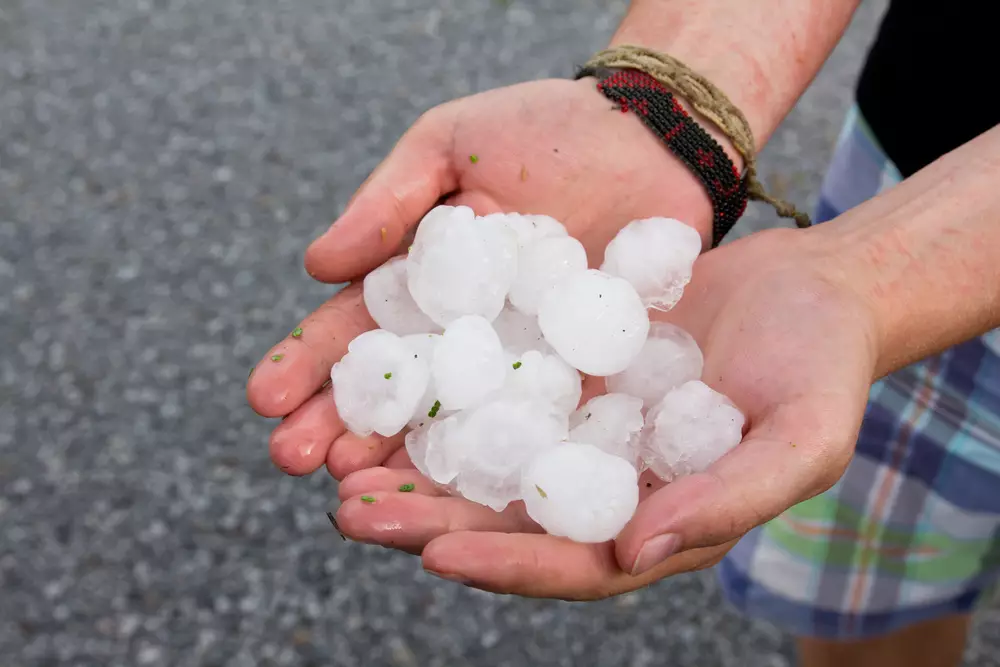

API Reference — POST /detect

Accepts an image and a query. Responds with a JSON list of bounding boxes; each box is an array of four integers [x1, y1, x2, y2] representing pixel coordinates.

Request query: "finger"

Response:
[[337, 467, 446, 500], [247, 283, 374, 418], [383, 445, 415, 470], [421, 532, 727, 600], [616, 390, 862, 577], [326, 430, 405, 481], [336, 493, 538, 555], [305, 109, 459, 283], [269, 384, 343, 476]]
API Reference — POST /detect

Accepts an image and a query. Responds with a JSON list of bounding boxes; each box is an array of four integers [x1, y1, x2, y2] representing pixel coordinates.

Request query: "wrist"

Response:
[[608, 0, 862, 147], [571, 76, 718, 249]]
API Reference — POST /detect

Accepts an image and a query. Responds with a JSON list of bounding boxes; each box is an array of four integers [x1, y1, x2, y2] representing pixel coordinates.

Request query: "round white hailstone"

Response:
[[482, 212, 567, 250], [456, 400, 568, 511], [606, 322, 704, 408], [407, 206, 518, 326], [537, 269, 650, 376], [491, 305, 550, 356], [508, 235, 589, 316], [521, 443, 639, 543], [331, 329, 430, 437], [363, 256, 440, 336], [640, 380, 745, 481], [600, 217, 702, 311], [402, 333, 449, 428], [568, 394, 644, 464], [498, 350, 582, 416], [405, 414, 465, 485], [431, 315, 506, 411]]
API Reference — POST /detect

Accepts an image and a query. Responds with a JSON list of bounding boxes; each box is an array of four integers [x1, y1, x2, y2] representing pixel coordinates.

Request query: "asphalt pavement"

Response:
[[2, 0, 998, 665]]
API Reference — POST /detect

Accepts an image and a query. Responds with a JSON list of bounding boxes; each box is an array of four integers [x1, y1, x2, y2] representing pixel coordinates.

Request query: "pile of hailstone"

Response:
[[332, 206, 745, 544]]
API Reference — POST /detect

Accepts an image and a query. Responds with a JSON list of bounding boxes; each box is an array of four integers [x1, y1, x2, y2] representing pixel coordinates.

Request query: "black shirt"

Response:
[[856, 0, 998, 178]]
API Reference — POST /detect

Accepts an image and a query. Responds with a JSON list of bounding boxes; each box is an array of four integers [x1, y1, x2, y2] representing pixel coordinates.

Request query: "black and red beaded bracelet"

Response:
[[575, 66, 748, 247]]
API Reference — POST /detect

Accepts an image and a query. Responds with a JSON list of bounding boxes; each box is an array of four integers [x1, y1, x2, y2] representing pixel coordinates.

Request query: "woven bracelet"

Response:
[[575, 66, 749, 247]]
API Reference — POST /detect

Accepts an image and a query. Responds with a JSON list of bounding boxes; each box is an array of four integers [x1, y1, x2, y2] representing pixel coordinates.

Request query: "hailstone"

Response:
[[491, 305, 550, 356], [363, 256, 440, 335], [331, 329, 430, 437], [537, 270, 649, 376], [600, 217, 702, 311], [482, 212, 567, 250], [431, 316, 506, 410], [405, 414, 465, 485], [407, 206, 518, 326], [496, 349, 582, 416], [568, 394, 644, 465], [606, 322, 703, 408], [640, 380, 745, 481], [521, 443, 639, 543], [508, 235, 588, 316], [456, 400, 567, 511]]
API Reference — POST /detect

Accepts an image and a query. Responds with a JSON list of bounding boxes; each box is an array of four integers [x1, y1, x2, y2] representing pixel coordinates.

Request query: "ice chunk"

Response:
[[568, 394, 644, 464], [496, 350, 582, 415], [640, 380, 745, 481], [521, 443, 639, 543], [606, 322, 703, 408], [456, 400, 567, 511], [407, 206, 518, 326], [508, 235, 588, 316], [331, 329, 430, 437], [537, 269, 649, 376], [402, 333, 450, 428], [601, 218, 702, 311], [482, 212, 567, 250], [405, 414, 465, 485], [431, 315, 506, 411], [363, 256, 440, 336], [491, 305, 550, 356]]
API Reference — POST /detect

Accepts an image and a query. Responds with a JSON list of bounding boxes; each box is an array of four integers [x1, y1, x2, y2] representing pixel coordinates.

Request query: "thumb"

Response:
[[305, 108, 458, 283], [615, 391, 860, 577]]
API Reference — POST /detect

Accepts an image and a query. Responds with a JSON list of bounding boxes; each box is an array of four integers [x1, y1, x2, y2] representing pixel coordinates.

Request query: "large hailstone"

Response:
[[508, 235, 588, 316], [640, 380, 745, 481], [402, 333, 451, 428], [405, 414, 465, 485], [456, 400, 568, 511], [431, 316, 506, 411], [606, 322, 704, 408], [331, 330, 429, 437], [482, 212, 567, 250], [363, 256, 440, 335], [407, 206, 518, 326], [537, 270, 649, 376], [521, 443, 640, 543], [491, 305, 550, 356], [496, 349, 582, 416], [568, 394, 644, 464], [600, 217, 702, 311]]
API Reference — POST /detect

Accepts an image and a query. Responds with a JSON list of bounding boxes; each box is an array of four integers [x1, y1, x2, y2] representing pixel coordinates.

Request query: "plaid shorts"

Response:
[[717, 106, 1000, 639]]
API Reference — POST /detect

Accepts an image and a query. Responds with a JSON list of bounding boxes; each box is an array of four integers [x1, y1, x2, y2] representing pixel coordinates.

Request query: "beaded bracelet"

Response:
[[576, 66, 749, 247]]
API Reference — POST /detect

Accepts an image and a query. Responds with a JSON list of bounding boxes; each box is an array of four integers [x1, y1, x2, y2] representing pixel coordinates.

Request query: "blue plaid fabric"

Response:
[[717, 106, 1000, 640]]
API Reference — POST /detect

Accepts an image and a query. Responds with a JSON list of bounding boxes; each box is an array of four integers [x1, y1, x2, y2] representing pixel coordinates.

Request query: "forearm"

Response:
[[818, 125, 1000, 377], [610, 0, 862, 147]]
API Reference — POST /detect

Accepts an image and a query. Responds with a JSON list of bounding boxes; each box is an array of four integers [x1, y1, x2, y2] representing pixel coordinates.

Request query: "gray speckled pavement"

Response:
[[2, 1, 998, 665]]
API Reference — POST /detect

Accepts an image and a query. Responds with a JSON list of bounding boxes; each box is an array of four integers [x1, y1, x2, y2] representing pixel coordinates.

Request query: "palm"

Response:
[[247, 80, 879, 599], [302, 79, 716, 283]]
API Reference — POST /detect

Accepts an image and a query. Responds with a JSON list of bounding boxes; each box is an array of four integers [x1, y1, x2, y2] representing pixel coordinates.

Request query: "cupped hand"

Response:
[[248, 78, 721, 474], [326, 226, 882, 600]]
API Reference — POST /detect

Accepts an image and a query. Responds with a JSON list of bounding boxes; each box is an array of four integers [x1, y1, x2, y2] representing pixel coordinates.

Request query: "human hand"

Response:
[[324, 226, 880, 599], [248, 78, 730, 473]]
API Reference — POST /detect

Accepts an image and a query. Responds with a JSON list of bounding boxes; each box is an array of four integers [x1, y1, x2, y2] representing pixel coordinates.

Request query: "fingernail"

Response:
[[631, 533, 682, 576], [425, 570, 471, 585]]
